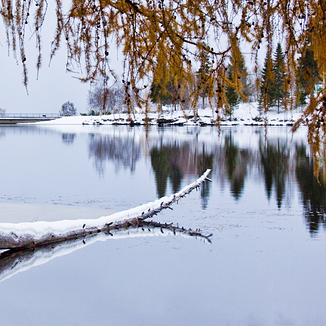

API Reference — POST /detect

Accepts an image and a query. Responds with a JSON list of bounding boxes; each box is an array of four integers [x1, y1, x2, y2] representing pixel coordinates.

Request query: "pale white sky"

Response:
[[0, 4, 122, 115], [0, 45, 91, 115]]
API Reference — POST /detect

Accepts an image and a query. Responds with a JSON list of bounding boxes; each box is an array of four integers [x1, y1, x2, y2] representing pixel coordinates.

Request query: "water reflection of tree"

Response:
[[86, 127, 326, 237], [88, 134, 141, 174], [224, 133, 249, 200], [150, 144, 213, 209], [260, 140, 289, 209], [295, 144, 326, 235], [62, 133, 76, 145]]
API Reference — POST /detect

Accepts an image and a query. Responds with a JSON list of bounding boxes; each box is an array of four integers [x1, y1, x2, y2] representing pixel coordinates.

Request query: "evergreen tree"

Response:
[[259, 44, 288, 112], [259, 50, 275, 110], [273, 43, 287, 113], [149, 78, 174, 106], [296, 48, 320, 106], [225, 65, 239, 119], [149, 63, 183, 110]]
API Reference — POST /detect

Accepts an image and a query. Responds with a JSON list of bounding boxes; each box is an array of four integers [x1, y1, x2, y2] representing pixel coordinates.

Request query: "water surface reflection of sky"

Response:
[[0, 125, 325, 326]]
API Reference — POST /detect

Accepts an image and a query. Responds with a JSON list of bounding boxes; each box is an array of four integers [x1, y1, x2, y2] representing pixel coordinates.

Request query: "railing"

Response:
[[0, 113, 59, 118]]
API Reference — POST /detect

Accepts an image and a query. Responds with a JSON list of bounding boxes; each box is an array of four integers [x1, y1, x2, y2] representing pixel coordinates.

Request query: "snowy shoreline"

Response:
[[34, 102, 305, 127]]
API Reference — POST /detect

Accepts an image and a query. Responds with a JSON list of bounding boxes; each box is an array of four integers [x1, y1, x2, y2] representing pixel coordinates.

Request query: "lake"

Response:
[[0, 124, 325, 326]]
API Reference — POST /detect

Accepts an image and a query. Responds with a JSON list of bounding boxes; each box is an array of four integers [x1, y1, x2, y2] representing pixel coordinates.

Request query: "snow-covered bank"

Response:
[[34, 102, 305, 127]]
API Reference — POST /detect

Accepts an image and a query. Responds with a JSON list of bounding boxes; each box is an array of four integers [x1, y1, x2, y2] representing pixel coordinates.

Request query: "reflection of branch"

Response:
[[139, 220, 213, 243], [0, 170, 212, 250], [0, 221, 212, 283]]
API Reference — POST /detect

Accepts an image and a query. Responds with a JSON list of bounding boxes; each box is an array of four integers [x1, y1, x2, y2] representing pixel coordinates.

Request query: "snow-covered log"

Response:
[[0, 169, 211, 250]]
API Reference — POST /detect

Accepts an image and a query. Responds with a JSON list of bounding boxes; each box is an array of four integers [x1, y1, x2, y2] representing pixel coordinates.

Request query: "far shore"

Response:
[[33, 102, 305, 127]]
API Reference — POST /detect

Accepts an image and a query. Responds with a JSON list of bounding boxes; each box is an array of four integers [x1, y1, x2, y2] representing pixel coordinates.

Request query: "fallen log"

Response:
[[0, 169, 211, 250]]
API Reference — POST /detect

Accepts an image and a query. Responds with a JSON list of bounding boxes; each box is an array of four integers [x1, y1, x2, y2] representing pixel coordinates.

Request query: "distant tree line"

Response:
[[87, 43, 321, 118]]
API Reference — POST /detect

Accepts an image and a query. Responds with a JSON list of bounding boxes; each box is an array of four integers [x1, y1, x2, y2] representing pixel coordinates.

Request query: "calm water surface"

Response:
[[0, 124, 325, 326]]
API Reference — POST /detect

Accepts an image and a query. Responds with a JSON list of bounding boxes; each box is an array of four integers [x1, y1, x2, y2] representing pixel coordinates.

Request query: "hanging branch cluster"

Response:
[[1, 0, 326, 149], [1, 0, 48, 88]]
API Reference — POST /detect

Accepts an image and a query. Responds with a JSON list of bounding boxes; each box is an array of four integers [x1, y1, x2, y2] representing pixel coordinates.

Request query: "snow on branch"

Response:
[[0, 169, 212, 250]]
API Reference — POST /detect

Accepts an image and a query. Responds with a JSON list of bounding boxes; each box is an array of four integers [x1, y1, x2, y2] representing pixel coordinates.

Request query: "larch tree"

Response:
[[149, 65, 176, 108], [238, 60, 253, 102], [196, 44, 212, 111], [1, 0, 326, 170]]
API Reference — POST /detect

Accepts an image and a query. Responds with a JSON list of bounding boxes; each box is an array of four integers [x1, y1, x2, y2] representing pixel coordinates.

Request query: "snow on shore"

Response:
[[35, 102, 305, 127]]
